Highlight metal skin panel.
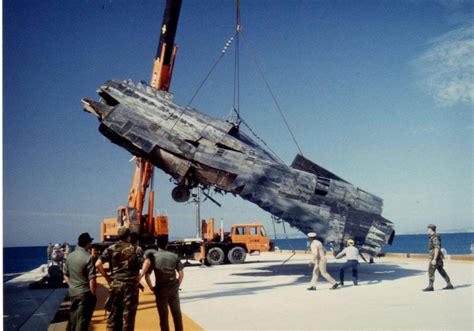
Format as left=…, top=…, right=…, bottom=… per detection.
left=83, top=79, right=395, bottom=256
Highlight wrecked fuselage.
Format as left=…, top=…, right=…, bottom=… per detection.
left=83, top=80, right=395, bottom=256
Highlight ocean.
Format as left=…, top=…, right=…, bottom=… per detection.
left=274, top=232, right=474, bottom=254
left=3, top=233, right=473, bottom=283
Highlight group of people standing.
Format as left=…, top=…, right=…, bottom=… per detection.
left=63, top=227, right=184, bottom=331
left=63, top=223, right=455, bottom=330
left=307, top=224, right=454, bottom=292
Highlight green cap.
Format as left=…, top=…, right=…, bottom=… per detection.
left=427, top=224, right=437, bottom=231
left=117, top=226, right=130, bottom=236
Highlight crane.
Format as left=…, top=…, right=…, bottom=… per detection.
left=100, top=0, right=182, bottom=248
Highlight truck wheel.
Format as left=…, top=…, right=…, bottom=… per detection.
left=206, top=247, right=225, bottom=265
left=227, top=247, right=247, bottom=264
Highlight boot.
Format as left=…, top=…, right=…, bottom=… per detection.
left=443, top=283, right=454, bottom=290
left=441, top=274, right=453, bottom=290
left=422, top=281, right=434, bottom=291
left=307, top=286, right=316, bottom=291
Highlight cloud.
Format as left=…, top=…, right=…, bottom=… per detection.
left=415, top=23, right=474, bottom=108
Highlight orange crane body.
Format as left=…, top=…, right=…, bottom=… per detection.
left=100, top=0, right=182, bottom=246
left=98, top=0, right=274, bottom=263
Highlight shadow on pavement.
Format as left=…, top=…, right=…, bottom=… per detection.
left=231, top=261, right=423, bottom=283
left=214, top=280, right=265, bottom=285
left=447, top=283, right=471, bottom=290
left=180, top=261, right=424, bottom=303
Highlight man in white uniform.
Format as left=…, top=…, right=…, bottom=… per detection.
left=307, top=232, right=339, bottom=291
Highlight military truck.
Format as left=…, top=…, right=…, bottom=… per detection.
left=167, top=219, right=274, bottom=265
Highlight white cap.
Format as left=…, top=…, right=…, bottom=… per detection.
left=307, top=232, right=317, bottom=238
left=54, top=243, right=61, bottom=248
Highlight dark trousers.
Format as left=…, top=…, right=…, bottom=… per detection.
left=155, top=280, right=183, bottom=331
left=70, top=291, right=97, bottom=331
left=339, top=260, right=359, bottom=285
left=428, top=258, right=451, bottom=284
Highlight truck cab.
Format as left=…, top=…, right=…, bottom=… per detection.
left=230, top=224, right=271, bottom=253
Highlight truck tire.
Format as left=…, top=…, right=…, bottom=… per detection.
left=206, top=247, right=225, bottom=265
left=227, top=246, right=247, bottom=264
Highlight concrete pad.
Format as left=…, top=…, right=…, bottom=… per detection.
left=3, top=265, right=68, bottom=331
left=179, top=252, right=473, bottom=330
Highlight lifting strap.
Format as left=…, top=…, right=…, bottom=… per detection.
left=271, top=215, right=296, bottom=267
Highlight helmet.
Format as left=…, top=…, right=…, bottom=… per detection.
left=427, top=224, right=437, bottom=231
left=347, top=239, right=355, bottom=246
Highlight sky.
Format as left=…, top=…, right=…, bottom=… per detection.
left=3, top=0, right=473, bottom=247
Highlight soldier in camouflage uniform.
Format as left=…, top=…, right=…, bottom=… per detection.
left=423, top=224, right=454, bottom=292
left=96, top=227, right=143, bottom=330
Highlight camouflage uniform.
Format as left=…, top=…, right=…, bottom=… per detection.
left=428, top=234, right=451, bottom=284
left=101, top=241, right=142, bottom=331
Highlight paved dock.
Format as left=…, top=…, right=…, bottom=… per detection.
left=3, top=265, right=68, bottom=331
left=5, top=253, right=473, bottom=330
left=179, top=252, right=473, bottom=330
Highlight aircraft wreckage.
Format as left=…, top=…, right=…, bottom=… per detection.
left=83, top=79, right=395, bottom=256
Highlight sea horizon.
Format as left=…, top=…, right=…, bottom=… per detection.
left=4, top=232, right=473, bottom=283
left=3, top=229, right=474, bottom=248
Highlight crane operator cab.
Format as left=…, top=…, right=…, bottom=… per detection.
left=101, top=206, right=140, bottom=242
left=117, top=206, right=140, bottom=233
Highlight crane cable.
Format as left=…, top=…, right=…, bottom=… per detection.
left=169, top=33, right=238, bottom=131
left=271, top=215, right=297, bottom=267
left=232, top=0, right=241, bottom=122
left=240, top=31, right=304, bottom=157
left=228, top=0, right=284, bottom=164
left=232, top=109, right=285, bottom=163
left=173, top=0, right=304, bottom=160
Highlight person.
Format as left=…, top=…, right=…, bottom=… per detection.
left=52, top=243, right=65, bottom=270
left=52, top=243, right=64, bottom=261
left=129, top=232, right=144, bottom=268
left=63, top=233, right=97, bottom=331
left=423, top=224, right=454, bottom=291
left=63, top=243, right=71, bottom=259
left=306, top=232, right=339, bottom=291
left=139, top=241, right=184, bottom=331
left=335, top=239, right=367, bottom=286
left=130, top=231, right=145, bottom=292
left=47, top=243, right=53, bottom=262
left=96, top=227, right=141, bottom=331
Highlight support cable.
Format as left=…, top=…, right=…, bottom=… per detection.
left=233, top=0, right=241, bottom=122
left=170, top=33, right=237, bottom=131
left=271, top=215, right=296, bottom=267
left=232, top=108, right=284, bottom=164
left=241, top=31, right=304, bottom=156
